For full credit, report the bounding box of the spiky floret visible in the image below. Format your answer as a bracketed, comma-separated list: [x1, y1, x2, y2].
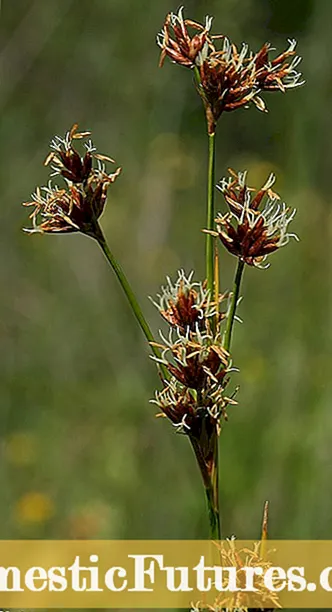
[152, 324, 230, 389]
[213, 169, 298, 268]
[150, 270, 227, 332]
[197, 36, 303, 132]
[151, 271, 237, 436]
[150, 322, 237, 438]
[46, 124, 116, 182]
[157, 6, 214, 69]
[157, 9, 304, 133]
[253, 38, 305, 93]
[151, 375, 236, 436]
[23, 125, 121, 236]
[24, 183, 83, 234]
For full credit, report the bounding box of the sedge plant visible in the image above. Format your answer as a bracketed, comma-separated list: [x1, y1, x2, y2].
[23, 7, 303, 546]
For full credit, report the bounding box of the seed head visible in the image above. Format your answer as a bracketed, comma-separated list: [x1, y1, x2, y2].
[150, 270, 227, 333]
[211, 169, 298, 268]
[152, 376, 234, 437]
[151, 272, 236, 438]
[23, 124, 121, 238]
[151, 272, 237, 480]
[152, 326, 230, 390]
[196, 37, 303, 133]
[157, 6, 214, 68]
[157, 10, 304, 134]
[197, 39, 259, 132]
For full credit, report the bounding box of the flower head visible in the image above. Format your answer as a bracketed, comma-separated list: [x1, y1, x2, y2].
[151, 272, 237, 439]
[152, 371, 235, 492]
[150, 270, 227, 333]
[152, 376, 233, 437]
[212, 169, 298, 268]
[196, 37, 303, 133]
[153, 326, 230, 390]
[23, 124, 121, 238]
[157, 9, 304, 134]
[157, 6, 214, 68]
[197, 39, 260, 133]
[151, 271, 237, 487]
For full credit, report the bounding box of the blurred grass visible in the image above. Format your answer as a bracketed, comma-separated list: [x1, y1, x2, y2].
[0, 0, 331, 571]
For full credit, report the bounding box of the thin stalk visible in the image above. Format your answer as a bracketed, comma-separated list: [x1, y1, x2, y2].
[206, 132, 216, 294]
[223, 259, 245, 352]
[193, 64, 220, 539]
[193, 65, 216, 294]
[194, 65, 201, 86]
[95, 224, 168, 380]
[208, 437, 221, 540]
[190, 435, 221, 540]
[214, 242, 220, 332]
[205, 484, 220, 540]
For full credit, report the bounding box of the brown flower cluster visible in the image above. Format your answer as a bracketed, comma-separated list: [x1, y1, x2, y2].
[157, 6, 215, 68]
[158, 8, 304, 133]
[151, 272, 236, 464]
[23, 124, 121, 238]
[210, 169, 298, 268]
[151, 270, 227, 333]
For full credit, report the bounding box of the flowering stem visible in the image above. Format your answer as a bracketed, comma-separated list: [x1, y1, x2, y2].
[206, 442, 221, 540]
[206, 132, 216, 295]
[193, 65, 220, 539]
[193, 65, 216, 294]
[95, 225, 168, 379]
[190, 435, 221, 540]
[205, 484, 220, 540]
[223, 259, 245, 352]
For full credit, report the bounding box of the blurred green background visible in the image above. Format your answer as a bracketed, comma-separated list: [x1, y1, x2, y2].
[0, 0, 331, 558]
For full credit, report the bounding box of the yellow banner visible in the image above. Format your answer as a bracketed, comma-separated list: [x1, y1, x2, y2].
[0, 540, 332, 607]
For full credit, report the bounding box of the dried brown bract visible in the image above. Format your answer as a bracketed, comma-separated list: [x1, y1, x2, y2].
[157, 6, 214, 68]
[210, 169, 298, 268]
[23, 124, 121, 238]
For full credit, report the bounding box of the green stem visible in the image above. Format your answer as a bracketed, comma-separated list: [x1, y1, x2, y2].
[194, 65, 201, 87]
[95, 224, 168, 379]
[223, 259, 245, 353]
[205, 483, 220, 540]
[205, 443, 221, 540]
[193, 65, 216, 294]
[206, 132, 216, 295]
[194, 64, 220, 540]
[190, 435, 221, 540]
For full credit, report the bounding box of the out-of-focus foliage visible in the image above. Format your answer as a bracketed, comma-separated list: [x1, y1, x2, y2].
[0, 0, 331, 564]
